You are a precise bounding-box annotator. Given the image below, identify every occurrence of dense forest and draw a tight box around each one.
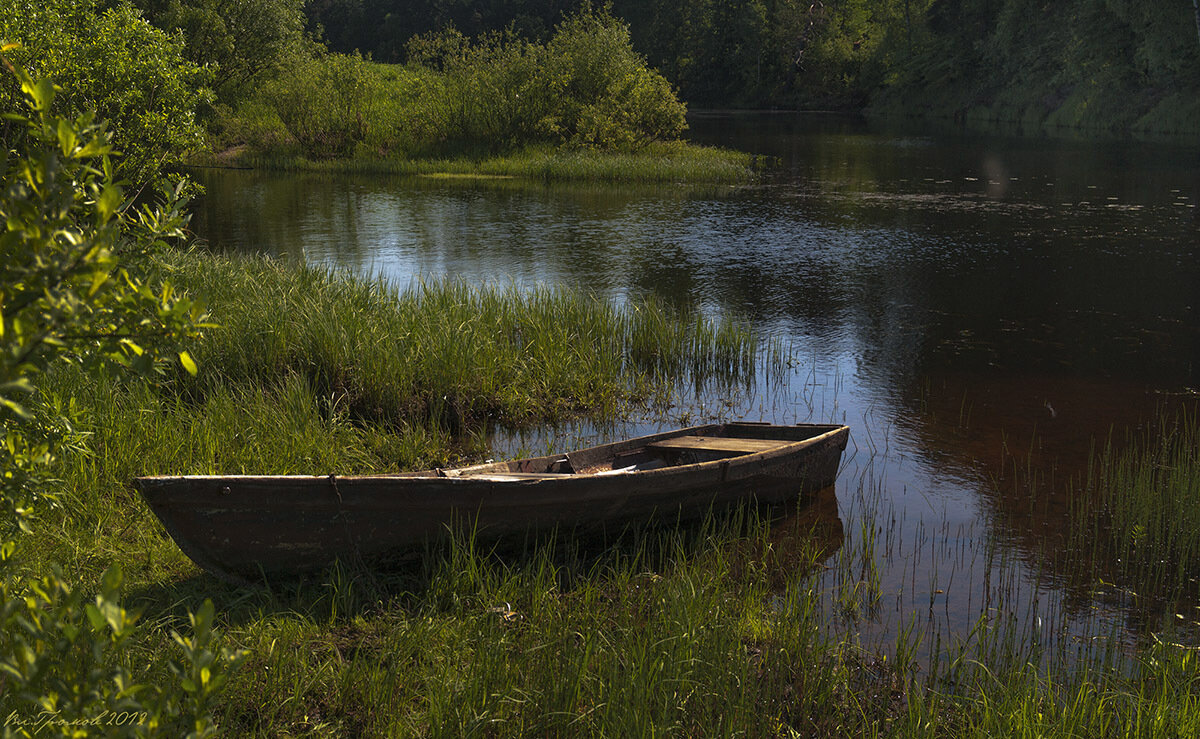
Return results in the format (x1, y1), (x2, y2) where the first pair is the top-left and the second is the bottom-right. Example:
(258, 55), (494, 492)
(306, 0), (1200, 133)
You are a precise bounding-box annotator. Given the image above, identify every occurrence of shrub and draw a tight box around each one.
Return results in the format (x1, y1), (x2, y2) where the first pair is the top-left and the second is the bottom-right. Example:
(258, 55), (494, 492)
(0, 0), (206, 182)
(237, 6), (688, 160)
(0, 56), (241, 736)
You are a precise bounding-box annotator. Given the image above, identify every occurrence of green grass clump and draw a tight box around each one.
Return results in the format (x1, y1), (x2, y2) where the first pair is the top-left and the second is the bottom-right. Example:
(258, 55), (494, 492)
(226, 141), (754, 184)
(160, 250), (761, 432)
(1071, 411), (1200, 598)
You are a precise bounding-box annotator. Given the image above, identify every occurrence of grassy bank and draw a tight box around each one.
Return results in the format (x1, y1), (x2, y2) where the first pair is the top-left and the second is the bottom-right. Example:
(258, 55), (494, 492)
(217, 140), (755, 184)
(160, 250), (761, 431)
(203, 9), (758, 184)
(24, 248), (768, 577)
(15, 249), (1200, 735)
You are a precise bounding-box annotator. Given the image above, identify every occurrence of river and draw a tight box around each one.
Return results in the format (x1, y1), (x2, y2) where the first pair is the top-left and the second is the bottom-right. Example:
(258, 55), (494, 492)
(189, 112), (1200, 659)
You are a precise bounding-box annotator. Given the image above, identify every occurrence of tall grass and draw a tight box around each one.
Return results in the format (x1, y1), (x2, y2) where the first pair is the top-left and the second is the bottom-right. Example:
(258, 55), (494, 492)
(24, 250), (1200, 735)
(1066, 410), (1200, 602)
(160, 250), (764, 432)
(227, 141), (755, 184)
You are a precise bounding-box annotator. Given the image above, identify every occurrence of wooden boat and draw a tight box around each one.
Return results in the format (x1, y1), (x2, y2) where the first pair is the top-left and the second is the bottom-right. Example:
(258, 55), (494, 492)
(134, 422), (849, 583)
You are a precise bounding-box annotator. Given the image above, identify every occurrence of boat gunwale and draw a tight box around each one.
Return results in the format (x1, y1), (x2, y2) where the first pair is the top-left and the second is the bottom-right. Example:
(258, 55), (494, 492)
(132, 423), (850, 485)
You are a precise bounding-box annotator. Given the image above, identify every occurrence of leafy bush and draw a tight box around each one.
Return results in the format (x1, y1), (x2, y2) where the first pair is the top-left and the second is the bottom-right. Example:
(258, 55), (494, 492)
(542, 8), (687, 148)
(129, 0), (310, 101)
(0, 0), (206, 182)
(255, 52), (383, 158)
(0, 56), (241, 736)
(234, 7), (687, 160)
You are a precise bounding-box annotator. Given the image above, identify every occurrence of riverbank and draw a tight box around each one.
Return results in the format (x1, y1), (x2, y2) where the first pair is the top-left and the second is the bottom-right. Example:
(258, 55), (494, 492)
(197, 140), (755, 184)
(8, 247), (1195, 735)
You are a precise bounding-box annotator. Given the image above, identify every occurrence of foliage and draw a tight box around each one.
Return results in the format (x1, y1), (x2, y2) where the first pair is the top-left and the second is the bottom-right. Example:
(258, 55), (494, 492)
(0, 57), (241, 735)
(870, 0), (1200, 133)
(129, 0), (312, 101)
(253, 52), (395, 159)
(0, 0), (207, 182)
(542, 7), (687, 147)
(235, 7), (686, 160)
(297, 0), (1200, 133)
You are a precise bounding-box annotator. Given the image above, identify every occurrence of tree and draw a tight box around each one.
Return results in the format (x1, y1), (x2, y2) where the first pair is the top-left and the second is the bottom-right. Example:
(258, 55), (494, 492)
(131, 0), (311, 101)
(0, 0), (206, 183)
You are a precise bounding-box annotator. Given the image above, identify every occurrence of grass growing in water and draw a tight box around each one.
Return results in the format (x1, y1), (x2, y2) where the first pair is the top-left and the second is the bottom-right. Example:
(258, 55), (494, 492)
(1071, 409), (1200, 601)
(158, 250), (762, 433)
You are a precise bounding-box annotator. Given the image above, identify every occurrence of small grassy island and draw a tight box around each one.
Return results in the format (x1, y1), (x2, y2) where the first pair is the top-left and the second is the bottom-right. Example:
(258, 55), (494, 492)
(4, 0), (1200, 736)
(206, 12), (754, 183)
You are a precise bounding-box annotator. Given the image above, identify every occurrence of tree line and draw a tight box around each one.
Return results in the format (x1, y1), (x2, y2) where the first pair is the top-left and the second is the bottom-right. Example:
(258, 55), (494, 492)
(306, 0), (1200, 131)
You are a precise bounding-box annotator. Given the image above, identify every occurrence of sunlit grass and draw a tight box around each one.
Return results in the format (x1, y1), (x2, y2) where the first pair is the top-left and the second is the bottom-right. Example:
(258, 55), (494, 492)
(156, 250), (764, 432)
(22, 247), (1200, 736)
(228, 141), (755, 184)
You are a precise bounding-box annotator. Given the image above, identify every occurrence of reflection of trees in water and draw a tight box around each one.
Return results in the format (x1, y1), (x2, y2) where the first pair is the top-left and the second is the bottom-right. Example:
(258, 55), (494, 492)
(889, 368), (1199, 626)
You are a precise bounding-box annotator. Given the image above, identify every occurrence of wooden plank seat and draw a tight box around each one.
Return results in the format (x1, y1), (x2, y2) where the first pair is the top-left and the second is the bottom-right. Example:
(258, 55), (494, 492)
(459, 471), (573, 480)
(646, 436), (793, 455)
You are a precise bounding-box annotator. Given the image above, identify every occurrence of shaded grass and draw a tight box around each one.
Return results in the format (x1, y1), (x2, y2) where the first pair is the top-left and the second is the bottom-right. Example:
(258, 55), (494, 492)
(222, 141), (755, 184)
(1070, 409), (1200, 602)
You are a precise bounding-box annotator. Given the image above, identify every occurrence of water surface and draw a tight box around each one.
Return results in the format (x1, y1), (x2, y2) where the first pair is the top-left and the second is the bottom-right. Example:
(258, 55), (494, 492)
(191, 113), (1200, 657)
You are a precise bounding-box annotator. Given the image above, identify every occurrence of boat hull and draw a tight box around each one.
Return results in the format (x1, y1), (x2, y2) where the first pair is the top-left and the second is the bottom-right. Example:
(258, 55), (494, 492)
(134, 423), (849, 582)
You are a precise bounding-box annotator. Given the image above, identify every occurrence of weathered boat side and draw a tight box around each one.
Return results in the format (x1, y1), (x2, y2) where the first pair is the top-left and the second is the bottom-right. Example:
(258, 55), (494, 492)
(134, 422), (849, 582)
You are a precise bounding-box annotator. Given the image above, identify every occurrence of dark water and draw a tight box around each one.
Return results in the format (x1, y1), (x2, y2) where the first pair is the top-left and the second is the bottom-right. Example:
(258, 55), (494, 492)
(190, 113), (1200, 656)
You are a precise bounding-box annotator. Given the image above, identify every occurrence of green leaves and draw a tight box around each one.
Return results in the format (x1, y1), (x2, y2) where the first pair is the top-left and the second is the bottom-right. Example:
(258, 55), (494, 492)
(1, 0), (206, 183)
(0, 59), (233, 735)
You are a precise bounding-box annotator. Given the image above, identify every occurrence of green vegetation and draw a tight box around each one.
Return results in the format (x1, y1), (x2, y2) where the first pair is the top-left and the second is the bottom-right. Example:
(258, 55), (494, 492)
(870, 0), (1200, 135)
(0, 0), (207, 181)
(303, 0), (1200, 136)
(27, 369), (1200, 735)
(152, 251), (763, 436)
(234, 141), (753, 183)
(129, 0), (310, 99)
(0, 57), (237, 735)
(1072, 411), (1200, 601)
(211, 8), (724, 177)
(7, 1), (1200, 734)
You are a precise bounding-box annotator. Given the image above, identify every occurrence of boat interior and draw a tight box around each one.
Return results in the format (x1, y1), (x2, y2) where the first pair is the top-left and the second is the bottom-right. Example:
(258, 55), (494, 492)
(435, 424), (840, 481)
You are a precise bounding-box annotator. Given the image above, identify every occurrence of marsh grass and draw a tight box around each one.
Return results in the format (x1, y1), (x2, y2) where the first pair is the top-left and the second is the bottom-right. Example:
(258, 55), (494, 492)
(22, 248), (1200, 735)
(1071, 410), (1200, 601)
(155, 250), (765, 434)
(228, 141), (755, 184)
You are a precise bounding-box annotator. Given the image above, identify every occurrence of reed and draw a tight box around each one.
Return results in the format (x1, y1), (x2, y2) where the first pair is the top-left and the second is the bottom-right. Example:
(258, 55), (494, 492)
(156, 251), (766, 433)
(1069, 409), (1200, 601)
